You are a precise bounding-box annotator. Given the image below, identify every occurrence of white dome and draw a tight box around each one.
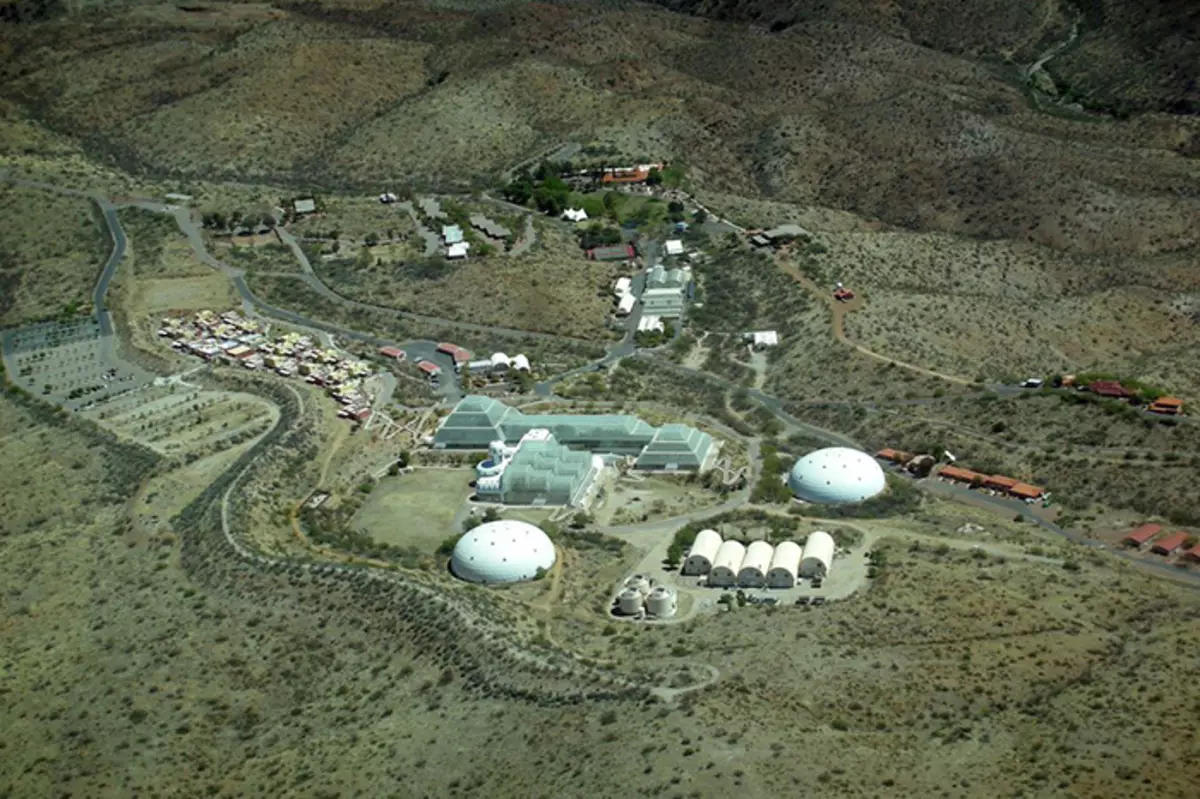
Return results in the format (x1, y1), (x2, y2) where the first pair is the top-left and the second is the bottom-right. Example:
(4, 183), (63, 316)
(450, 520), (556, 584)
(787, 447), (886, 504)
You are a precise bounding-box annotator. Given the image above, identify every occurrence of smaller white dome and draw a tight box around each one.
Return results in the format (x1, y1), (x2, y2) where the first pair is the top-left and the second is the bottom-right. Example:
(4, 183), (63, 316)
(451, 520), (555, 584)
(788, 446), (886, 504)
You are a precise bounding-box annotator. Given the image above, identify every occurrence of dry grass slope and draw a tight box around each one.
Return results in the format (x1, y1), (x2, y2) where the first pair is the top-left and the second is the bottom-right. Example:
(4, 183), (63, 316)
(0, 184), (106, 326)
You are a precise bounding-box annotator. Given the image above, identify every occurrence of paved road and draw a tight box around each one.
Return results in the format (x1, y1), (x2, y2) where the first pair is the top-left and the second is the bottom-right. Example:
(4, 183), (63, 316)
(8, 172), (1197, 591)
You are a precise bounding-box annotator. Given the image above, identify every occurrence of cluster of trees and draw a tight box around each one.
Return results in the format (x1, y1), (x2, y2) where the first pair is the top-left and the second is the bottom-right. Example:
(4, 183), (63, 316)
(502, 171), (571, 216)
(200, 210), (276, 231)
(751, 444), (794, 503)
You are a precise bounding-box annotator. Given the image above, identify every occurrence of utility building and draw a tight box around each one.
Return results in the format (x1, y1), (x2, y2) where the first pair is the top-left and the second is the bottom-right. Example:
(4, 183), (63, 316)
(737, 541), (773, 587)
(709, 540), (746, 587)
(684, 529), (722, 575)
(800, 531), (835, 578)
(767, 541), (803, 588)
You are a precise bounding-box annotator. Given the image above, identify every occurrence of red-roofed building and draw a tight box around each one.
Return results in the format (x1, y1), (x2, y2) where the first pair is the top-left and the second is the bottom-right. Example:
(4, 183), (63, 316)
(1182, 544), (1200, 562)
(435, 343), (472, 364)
(983, 474), (1020, 492)
(1148, 396), (1184, 415)
(1088, 380), (1131, 399)
(416, 360), (441, 376)
(587, 244), (636, 262)
(1009, 483), (1045, 501)
(379, 346), (406, 360)
(1123, 523), (1162, 547)
(876, 448), (912, 464)
(1151, 531), (1189, 556)
(939, 466), (983, 485)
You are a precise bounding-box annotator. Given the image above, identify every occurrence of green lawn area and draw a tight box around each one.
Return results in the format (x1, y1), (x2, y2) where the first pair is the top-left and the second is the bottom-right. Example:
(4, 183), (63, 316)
(353, 468), (473, 552)
(565, 191), (669, 228)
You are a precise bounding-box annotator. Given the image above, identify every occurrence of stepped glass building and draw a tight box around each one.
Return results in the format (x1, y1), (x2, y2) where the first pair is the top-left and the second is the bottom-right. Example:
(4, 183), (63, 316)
(475, 429), (603, 507)
(435, 396), (716, 472)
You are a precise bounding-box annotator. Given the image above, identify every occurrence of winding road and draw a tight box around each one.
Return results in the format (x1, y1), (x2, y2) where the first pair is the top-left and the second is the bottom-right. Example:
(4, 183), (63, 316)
(5, 172), (1199, 592)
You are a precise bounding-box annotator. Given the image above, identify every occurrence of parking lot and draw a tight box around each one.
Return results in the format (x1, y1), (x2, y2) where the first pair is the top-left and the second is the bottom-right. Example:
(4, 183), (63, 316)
(2, 316), (155, 411)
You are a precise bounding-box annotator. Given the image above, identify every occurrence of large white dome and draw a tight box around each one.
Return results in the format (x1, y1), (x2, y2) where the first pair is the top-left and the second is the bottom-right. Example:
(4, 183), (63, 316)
(787, 447), (886, 504)
(450, 520), (556, 584)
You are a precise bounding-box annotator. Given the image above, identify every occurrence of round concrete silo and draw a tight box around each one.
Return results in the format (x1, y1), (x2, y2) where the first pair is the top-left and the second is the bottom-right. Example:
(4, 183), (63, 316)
(645, 586), (677, 618)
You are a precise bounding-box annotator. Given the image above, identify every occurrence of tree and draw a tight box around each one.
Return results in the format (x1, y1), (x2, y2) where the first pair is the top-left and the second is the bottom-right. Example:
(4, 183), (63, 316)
(482, 507), (500, 522)
(693, 208), (707, 224)
(646, 167), (663, 186)
(397, 450), (410, 468)
(571, 511), (592, 529)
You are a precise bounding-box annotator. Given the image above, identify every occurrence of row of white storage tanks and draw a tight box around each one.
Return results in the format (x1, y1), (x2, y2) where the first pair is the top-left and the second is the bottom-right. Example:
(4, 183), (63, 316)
(682, 529), (835, 588)
(615, 574), (677, 618)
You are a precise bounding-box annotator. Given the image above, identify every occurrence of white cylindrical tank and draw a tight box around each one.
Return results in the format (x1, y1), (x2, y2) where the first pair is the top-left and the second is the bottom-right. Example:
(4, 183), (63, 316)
(738, 540), (773, 587)
(624, 574), (652, 596)
(709, 540), (746, 587)
(617, 587), (644, 615)
(683, 529), (722, 575)
(767, 540), (803, 588)
(645, 586), (676, 618)
(800, 530), (835, 578)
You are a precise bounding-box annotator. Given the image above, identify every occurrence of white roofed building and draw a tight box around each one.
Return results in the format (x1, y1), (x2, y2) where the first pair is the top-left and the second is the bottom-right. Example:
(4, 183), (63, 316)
(767, 541), (802, 587)
(683, 529), (722, 575)
(442, 225), (464, 245)
(788, 447), (886, 504)
(450, 520), (556, 584)
(562, 208), (588, 222)
(750, 330), (779, 348)
(709, 540), (746, 587)
(637, 315), (664, 333)
(664, 239), (684, 256)
(737, 541), (773, 587)
(800, 531), (835, 579)
(447, 242), (470, 259)
(616, 293), (636, 316)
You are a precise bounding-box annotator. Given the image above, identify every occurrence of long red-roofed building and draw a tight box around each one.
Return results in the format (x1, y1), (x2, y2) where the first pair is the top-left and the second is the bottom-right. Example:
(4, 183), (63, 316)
(1150, 531), (1189, 556)
(1009, 483), (1046, 501)
(1123, 523), (1162, 547)
(939, 465), (983, 484)
(1089, 380), (1132, 398)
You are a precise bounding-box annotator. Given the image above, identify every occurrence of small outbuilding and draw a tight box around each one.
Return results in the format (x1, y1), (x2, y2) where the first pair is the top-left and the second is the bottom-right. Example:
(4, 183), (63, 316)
(737, 541), (773, 587)
(293, 198), (316, 214)
(683, 529), (722, 575)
